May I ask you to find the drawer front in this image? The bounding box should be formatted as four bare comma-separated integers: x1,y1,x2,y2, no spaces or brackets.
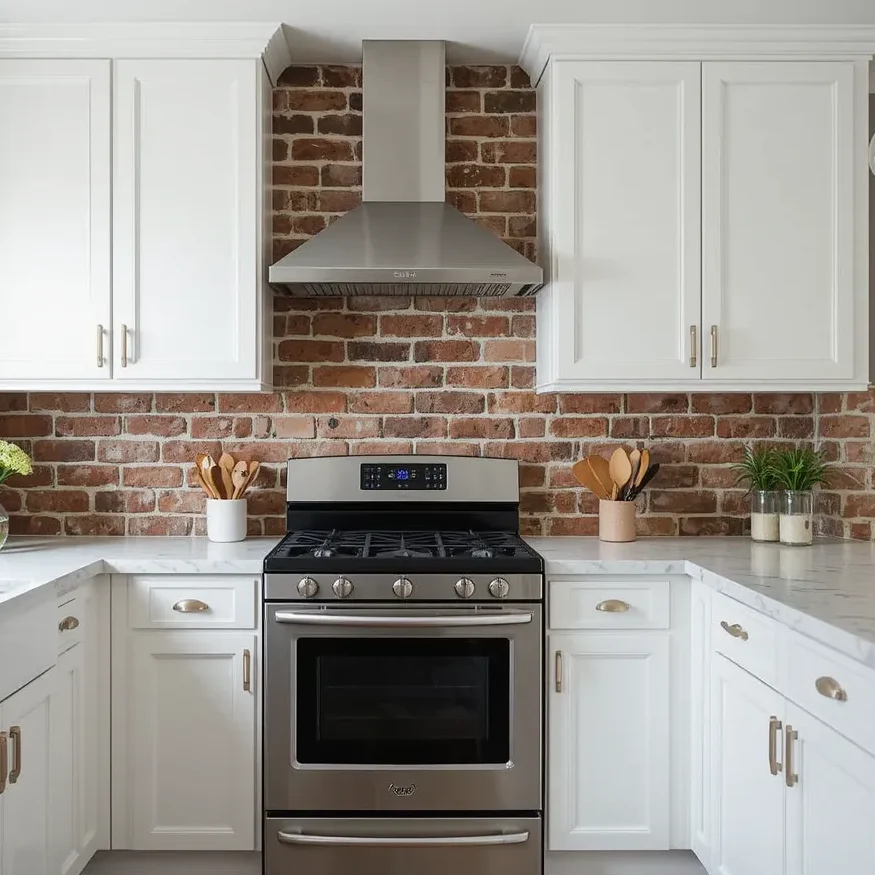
710,592,778,687
786,630,875,755
128,575,258,629
57,596,83,653
549,578,670,630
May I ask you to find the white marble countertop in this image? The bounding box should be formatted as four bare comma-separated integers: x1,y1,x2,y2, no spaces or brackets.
1,535,874,667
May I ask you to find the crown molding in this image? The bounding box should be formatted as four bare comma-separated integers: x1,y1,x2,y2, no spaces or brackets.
519,24,875,84
0,22,292,84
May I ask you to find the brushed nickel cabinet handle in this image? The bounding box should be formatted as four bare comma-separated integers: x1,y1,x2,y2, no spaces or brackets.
785,725,798,787
596,599,630,613
0,731,7,795
121,323,128,367
172,598,210,613
58,615,80,632
710,325,718,368
8,726,21,784
768,716,783,776
720,621,749,641
815,676,847,702
96,324,104,367
243,649,251,692
689,325,697,368
555,651,563,694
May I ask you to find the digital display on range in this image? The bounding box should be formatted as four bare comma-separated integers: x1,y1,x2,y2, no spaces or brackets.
361,463,447,490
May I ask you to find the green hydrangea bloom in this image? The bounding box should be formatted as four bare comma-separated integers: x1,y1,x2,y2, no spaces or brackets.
0,440,33,485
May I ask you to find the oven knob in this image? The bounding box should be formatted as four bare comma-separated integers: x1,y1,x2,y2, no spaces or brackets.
489,577,510,599
332,577,354,599
454,577,475,599
297,577,319,598
393,577,414,599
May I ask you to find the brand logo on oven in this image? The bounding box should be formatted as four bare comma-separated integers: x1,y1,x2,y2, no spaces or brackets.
388,782,416,798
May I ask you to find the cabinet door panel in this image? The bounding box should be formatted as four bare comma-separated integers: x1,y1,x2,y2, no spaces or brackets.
53,642,83,875
548,632,670,850
547,61,701,383
127,631,256,850
0,60,111,383
785,702,875,875
113,59,258,382
710,654,784,875
702,62,855,382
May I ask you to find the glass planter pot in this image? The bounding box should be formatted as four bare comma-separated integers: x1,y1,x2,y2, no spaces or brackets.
0,500,8,550
750,490,780,542
779,490,814,546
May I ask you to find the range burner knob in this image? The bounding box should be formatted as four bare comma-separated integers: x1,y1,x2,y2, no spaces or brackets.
393,577,414,599
454,577,475,599
332,577,354,599
489,577,510,599
297,577,319,599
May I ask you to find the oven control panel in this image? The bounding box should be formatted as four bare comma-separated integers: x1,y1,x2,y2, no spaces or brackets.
361,462,447,490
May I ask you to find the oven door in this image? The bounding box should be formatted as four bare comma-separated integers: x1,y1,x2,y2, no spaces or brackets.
264,603,542,813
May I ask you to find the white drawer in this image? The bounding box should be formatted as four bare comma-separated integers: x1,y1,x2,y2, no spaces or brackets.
0,588,55,702
710,591,778,688
549,578,670,630
57,595,83,653
786,630,875,755
128,575,258,629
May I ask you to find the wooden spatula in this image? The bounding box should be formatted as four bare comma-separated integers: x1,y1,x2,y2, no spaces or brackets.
634,448,651,489
609,447,633,498
209,464,225,499
584,455,614,501
572,458,611,500
219,452,236,501
237,460,261,498
192,467,214,498
230,461,249,499
626,449,642,500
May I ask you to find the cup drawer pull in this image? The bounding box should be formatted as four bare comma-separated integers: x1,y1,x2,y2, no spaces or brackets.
58,615,79,632
720,621,749,641
596,599,630,613
172,599,211,613
815,676,848,701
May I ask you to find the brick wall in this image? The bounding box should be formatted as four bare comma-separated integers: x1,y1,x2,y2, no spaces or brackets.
0,65,871,539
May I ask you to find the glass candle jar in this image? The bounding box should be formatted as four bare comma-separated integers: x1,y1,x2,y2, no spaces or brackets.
750,490,779,542
779,490,814,546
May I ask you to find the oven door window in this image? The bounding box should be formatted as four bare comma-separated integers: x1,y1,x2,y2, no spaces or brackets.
296,638,510,765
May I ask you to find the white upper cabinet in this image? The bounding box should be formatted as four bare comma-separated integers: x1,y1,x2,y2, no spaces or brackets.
113,59,267,387
0,60,111,385
701,62,857,384
538,61,701,388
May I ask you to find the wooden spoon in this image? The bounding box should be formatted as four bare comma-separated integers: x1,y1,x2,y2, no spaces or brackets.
628,462,660,499
191,467,214,498
237,460,261,498
584,456,613,501
209,464,225,499
634,448,651,489
219,452,236,501
230,460,249,499
572,459,611,500
626,449,642,500
609,447,633,498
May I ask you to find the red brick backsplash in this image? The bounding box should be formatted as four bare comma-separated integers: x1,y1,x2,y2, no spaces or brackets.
0,65,870,539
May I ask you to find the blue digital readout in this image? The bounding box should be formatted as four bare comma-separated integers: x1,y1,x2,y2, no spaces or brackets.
395,469,410,480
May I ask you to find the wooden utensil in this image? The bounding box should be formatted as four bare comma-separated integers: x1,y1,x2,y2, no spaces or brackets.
572,459,611,501
609,447,633,498
611,482,619,501
626,449,642,500
584,456,614,500
219,452,236,501
634,448,651,489
237,460,261,498
209,464,225,499
628,463,660,499
230,461,249,499
192,467,214,498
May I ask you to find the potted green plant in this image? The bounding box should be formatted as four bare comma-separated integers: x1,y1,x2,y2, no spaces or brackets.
772,447,831,546
0,440,33,549
732,446,781,542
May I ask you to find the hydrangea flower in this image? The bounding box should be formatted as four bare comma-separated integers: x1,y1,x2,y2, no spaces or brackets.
0,440,33,485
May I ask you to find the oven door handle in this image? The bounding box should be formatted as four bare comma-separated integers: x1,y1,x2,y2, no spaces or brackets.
273,611,533,627
276,830,530,847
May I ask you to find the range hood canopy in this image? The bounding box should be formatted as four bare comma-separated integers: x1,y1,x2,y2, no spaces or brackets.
268,40,543,298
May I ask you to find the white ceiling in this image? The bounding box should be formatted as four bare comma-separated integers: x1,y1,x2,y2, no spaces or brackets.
2,0,874,63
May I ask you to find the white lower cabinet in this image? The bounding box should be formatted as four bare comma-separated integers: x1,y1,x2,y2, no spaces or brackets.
118,631,257,851
0,669,55,875
548,631,670,850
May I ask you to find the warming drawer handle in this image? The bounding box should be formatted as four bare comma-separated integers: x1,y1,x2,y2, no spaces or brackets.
276,830,530,847
273,611,533,628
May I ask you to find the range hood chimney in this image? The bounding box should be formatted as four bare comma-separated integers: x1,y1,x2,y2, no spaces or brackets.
268,40,543,297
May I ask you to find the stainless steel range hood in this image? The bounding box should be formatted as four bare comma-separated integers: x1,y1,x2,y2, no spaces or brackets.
268,41,543,298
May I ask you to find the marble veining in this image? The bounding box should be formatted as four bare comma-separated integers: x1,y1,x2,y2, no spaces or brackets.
1,536,875,668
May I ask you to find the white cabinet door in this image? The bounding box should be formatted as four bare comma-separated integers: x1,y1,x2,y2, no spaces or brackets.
0,669,54,875
539,61,701,387
710,654,784,875
548,632,670,850
785,702,875,875
689,581,712,868
126,631,256,850
113,59,262,385
702,62,857,384
0,60,111,385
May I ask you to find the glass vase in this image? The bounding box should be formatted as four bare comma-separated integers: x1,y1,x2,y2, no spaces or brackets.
750,490,779,542
779,490,814,546
0,500,8,550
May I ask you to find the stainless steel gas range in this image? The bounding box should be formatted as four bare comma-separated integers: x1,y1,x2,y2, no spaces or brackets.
262,455,544,875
